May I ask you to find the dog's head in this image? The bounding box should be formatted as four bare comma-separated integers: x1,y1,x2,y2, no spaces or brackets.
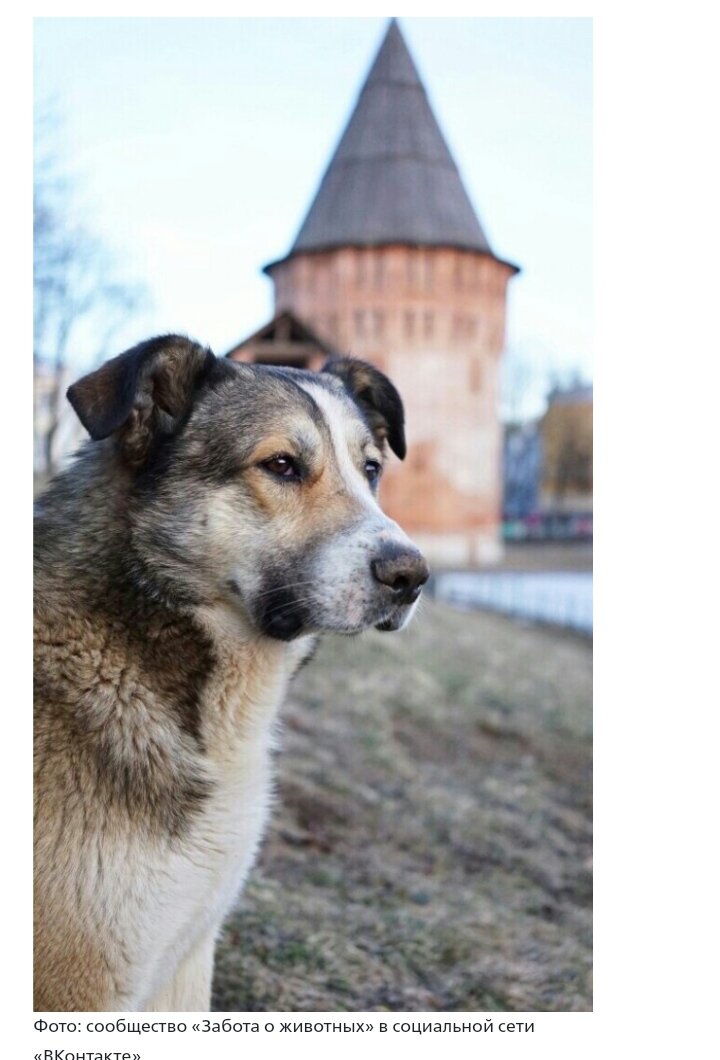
67,335,429,639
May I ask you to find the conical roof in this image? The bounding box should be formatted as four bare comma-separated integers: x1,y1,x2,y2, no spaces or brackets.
267,19,502,269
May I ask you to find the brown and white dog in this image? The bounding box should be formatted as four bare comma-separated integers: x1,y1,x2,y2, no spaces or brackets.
34,335,428,1011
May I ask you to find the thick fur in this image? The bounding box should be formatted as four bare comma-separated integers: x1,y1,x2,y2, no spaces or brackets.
34,336,427,1011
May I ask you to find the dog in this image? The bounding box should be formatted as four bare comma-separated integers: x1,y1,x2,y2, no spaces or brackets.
34,335,428,1012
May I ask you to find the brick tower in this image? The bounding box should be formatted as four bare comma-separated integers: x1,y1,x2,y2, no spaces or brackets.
262,19,519,565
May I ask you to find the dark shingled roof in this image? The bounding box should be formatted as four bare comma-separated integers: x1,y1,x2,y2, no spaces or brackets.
266,19,511,271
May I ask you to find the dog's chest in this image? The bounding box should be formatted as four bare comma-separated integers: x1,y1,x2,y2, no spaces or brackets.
167,725,276,934
133,638,296,998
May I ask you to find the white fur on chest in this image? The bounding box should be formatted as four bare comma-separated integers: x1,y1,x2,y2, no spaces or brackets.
135,724,276,1005
128,621,313,1007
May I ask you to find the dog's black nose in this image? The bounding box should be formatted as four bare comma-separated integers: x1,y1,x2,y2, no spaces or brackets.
371,546,430,605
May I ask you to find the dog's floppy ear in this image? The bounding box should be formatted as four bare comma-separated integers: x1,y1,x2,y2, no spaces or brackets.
67,335,215,466
322,356,406,460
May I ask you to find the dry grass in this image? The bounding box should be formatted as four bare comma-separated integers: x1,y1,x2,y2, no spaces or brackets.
212,600,592,1012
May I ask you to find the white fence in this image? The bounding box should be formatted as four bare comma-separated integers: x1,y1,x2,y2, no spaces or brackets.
433,571,593,633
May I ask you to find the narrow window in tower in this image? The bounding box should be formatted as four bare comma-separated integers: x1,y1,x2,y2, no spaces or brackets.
405,309,416,340
454,256,464,291
328,312,339,339
291,258,301,293
469,358,483,393
326,261,337,298
467,317,477,340
356,252,366,288
424,311,434,339
374,253,385,291
407,251,419,289
354,309,366,338
424,252,434,293
374,309,385,339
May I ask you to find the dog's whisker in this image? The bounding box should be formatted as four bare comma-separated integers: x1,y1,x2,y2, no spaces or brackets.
252,579,318,600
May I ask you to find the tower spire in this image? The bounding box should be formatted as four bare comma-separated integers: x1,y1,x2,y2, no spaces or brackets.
276,18,496,261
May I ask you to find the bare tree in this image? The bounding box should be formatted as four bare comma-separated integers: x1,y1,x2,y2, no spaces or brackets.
501,341,564,424
501,347,536,424
34,107,146,480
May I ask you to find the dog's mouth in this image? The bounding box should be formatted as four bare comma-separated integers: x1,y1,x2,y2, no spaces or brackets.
373,597,421,633
249,579,424,641
259,601,416,640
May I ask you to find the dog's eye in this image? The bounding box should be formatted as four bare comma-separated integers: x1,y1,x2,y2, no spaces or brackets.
262,454,301,480
364,459,382,486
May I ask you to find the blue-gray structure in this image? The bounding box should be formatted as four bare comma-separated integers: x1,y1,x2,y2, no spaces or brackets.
503,423,541,520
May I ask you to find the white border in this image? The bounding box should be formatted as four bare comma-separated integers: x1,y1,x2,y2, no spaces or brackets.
11,2,720,1056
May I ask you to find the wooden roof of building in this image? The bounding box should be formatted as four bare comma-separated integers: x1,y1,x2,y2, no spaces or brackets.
225,310,341,365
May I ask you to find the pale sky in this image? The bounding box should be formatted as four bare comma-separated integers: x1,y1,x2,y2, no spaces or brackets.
34,17,592,411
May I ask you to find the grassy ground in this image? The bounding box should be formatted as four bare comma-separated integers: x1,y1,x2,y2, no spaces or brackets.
212,600,592,1012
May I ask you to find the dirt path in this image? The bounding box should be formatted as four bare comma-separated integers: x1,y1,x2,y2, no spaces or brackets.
213,600,592,1012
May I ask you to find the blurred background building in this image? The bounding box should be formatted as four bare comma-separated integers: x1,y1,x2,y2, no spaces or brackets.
228,20,519,566
503,383,593,542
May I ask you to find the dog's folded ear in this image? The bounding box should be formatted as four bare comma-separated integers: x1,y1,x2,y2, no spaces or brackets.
322,357,406,460
67,335,215,466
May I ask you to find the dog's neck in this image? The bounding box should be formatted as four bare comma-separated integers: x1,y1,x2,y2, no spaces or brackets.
196,596,318,691
37,442,202,614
